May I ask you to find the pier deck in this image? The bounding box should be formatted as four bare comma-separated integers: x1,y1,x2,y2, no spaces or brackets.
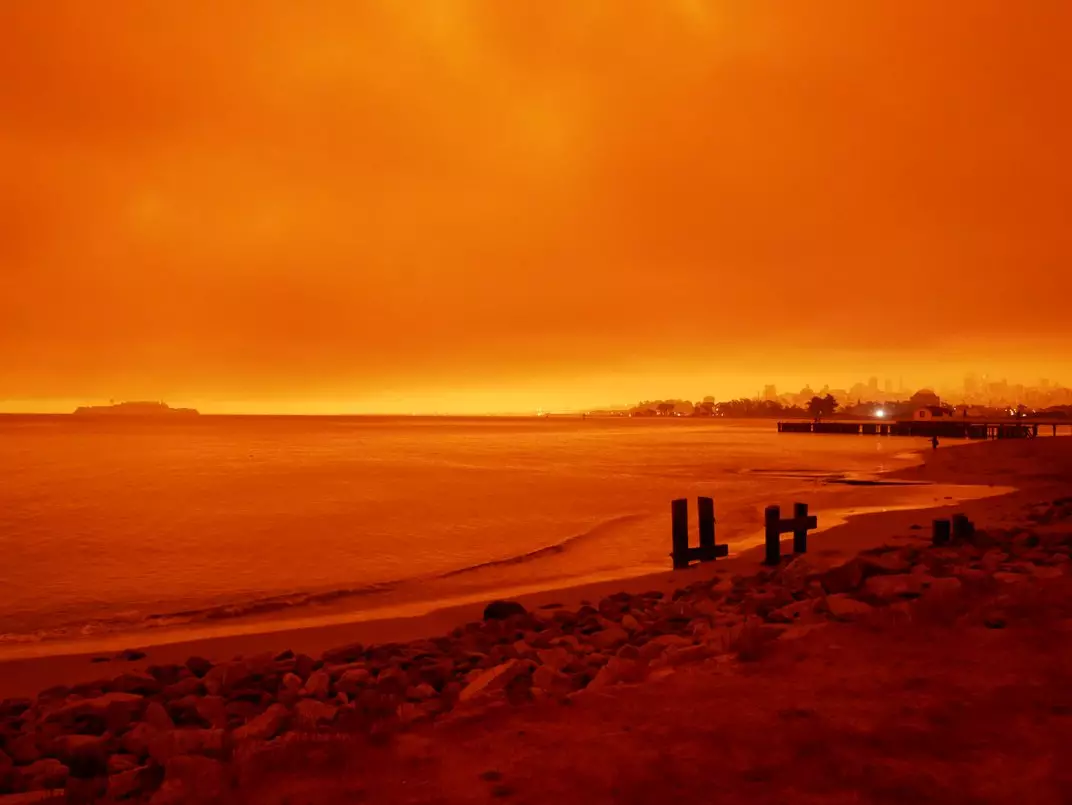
776,420,1072,439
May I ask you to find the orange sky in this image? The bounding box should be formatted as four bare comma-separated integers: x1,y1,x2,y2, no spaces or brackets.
2,1,1070,413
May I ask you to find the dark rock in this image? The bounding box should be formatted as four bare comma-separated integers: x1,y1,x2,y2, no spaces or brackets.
120,723,157,760
292,699,338,731
146,664,188,687
65,774,108,803
118,649,147,662
5,732,40,765
0,699,32,719
233,704,289,742
184,656,213,679
44,693,145,735
22,757,69,790
108,764,159,801
51,734,112,778
144,701,174,731
483,601,527,621
109,672,163,696
321,643,365,665
147,728,226,764
163,676,204,699
107,754,140,775
818,559,865,595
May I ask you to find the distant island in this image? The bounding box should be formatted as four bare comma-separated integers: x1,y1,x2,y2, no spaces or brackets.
72,401,200,417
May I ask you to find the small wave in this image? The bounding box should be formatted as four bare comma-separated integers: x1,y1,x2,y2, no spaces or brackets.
0,514,649,645
436,512,647,579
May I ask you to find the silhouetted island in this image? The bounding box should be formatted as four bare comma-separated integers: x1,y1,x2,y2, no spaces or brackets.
72,401,200,417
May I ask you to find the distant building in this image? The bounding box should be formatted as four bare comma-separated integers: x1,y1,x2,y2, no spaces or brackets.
913,406,953,421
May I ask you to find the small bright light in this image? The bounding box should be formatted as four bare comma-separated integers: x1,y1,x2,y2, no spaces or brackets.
875,409,886,418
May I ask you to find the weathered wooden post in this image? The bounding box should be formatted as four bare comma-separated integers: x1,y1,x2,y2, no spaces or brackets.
933,518,951,546
792,502,809,554
764,505,781,565
951,513,974,542
698,496,715,553
671,499,689,570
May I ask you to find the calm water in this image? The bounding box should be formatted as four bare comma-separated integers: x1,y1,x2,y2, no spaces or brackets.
0,416,929,657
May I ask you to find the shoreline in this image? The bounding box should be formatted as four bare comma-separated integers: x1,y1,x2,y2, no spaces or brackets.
2,437,1066,699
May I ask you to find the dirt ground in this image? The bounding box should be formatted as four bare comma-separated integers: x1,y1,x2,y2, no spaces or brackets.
225,575,1072,805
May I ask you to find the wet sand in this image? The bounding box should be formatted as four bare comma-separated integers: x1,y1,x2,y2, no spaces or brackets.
1,436,1068,699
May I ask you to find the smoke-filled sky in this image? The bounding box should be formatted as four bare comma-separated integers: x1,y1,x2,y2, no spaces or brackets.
2,1,1070,413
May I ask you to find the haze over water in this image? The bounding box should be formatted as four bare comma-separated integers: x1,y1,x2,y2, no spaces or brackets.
0,416,966,658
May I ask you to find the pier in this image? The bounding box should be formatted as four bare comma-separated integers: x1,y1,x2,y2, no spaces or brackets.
776,420,1072,439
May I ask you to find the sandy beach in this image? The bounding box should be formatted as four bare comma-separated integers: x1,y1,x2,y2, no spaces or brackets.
0,436,1064,699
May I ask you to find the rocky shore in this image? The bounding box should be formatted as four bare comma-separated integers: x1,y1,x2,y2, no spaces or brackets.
2,496,1071,803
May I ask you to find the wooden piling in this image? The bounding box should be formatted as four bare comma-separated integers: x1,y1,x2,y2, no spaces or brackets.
933,519,951,546
671,499,689,570
951,513,974,543
698,496,715,552
764,505,781,565
792,502,809,554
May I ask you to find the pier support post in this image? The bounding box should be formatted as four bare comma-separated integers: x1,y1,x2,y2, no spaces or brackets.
792,502,809,554
951,514,974,543
671,499,689,570
764,505,781,565
933,519,951,546
698,496,715,553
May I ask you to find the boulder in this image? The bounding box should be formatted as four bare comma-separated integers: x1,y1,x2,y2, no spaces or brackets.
201,661,253,696
292,699,338,731
193,696,229,729
861,573,928,601
458,660,525,704
818,559,865,594
824,594,875,619
588,625,629,651
5,732,41,765
144,701,174,731
121,723,158,760
280,673,303,693
162,676,204,699
335,668,371,696
184,657,213,679
44,692,145,734
233,704,289,742
922,576,963,597
483,601,526,621
107,754,140,775
531,666,574,697
153,756,225,804
535,647,571,672
147,729,225,764
321,643,364,665
857,553,909,578
146,664,188,687
638,635,691,662
109,672,162,696
22,758,69,791
766,598,819,624
108,764,159,801
665,644,714,666
49,733,111,776
301,670,332,699
65,774,108,802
